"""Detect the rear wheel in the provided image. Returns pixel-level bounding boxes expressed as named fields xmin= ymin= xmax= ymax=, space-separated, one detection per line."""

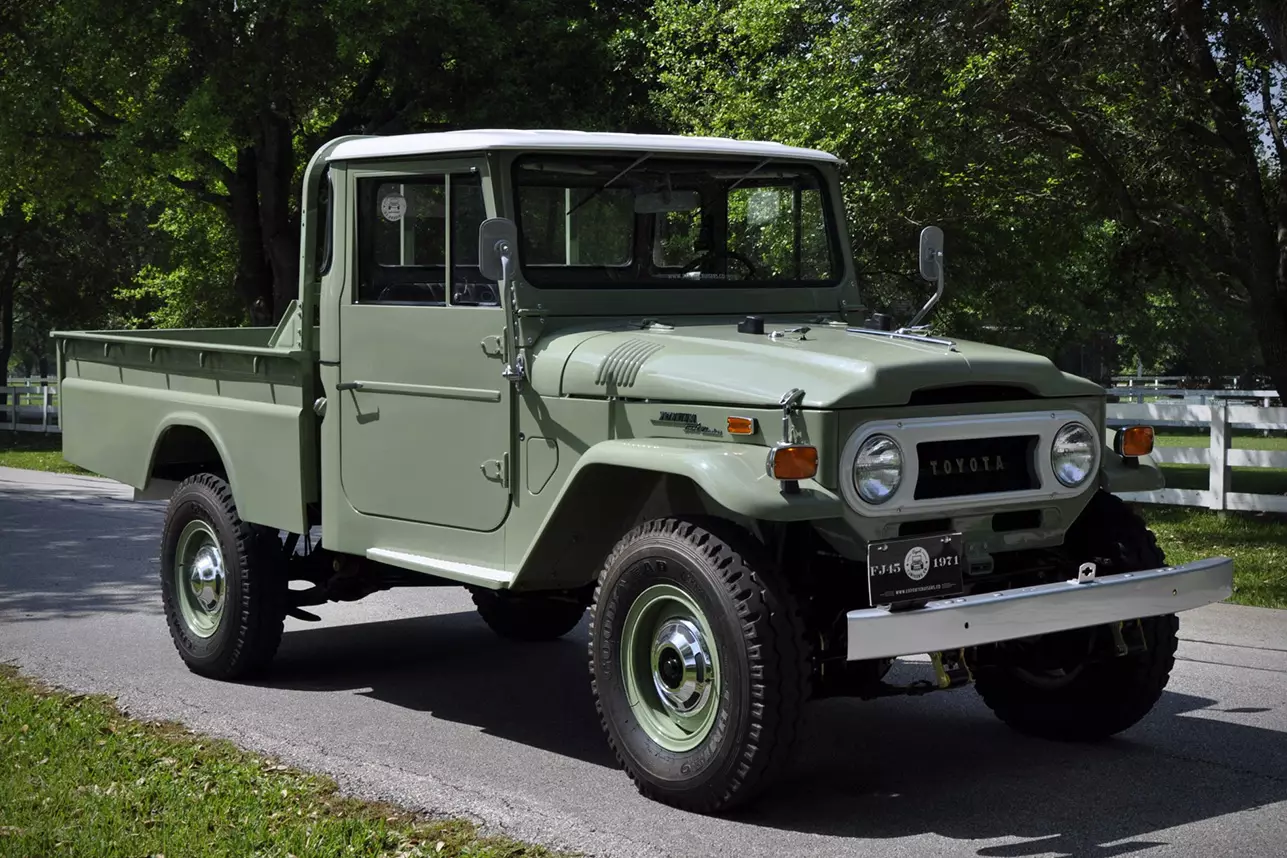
xmin=589 ymin=516 xmax=810 ymax=813
xmin=159 ymin=473 xmax=286 ymax=680
xmin=975 ymin=491 xmax=1178 ymax=740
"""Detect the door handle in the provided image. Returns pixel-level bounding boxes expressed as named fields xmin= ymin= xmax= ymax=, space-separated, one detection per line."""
xmin=335 ymin=381 xmax=362 ymax=391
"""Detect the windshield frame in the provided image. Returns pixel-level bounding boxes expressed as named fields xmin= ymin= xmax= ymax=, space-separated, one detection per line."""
xmin=509 ymin=153 xmax=846 ymax=291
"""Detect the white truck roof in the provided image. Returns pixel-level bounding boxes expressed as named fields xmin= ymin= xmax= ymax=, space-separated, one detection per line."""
xmin=326 ymin=129 xmax=842 ymax=164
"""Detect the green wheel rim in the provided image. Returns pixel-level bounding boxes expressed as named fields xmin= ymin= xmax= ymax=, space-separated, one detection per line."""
xmin=620 ymin=582 xmax=721 ymax=753
xmin=173 ymin=519 xmax=226 ymax=639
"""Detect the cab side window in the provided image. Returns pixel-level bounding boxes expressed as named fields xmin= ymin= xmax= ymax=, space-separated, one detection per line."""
xmin=355 ymin=172 xmax=494 ymax=305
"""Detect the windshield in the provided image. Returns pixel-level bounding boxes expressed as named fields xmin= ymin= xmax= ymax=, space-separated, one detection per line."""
xmin=511 ymin=155 xmax=842 ymax=288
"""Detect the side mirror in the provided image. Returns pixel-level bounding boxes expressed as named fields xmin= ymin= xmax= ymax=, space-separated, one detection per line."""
xmin=905 ymin=225 xmax=946 ymax=330
xmin=478 ymin=217 xmax=518 ymax=282
xmin=918 ymin=225 xmax=944 ymax=281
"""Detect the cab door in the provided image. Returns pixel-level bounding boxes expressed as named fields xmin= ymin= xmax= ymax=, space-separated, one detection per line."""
xmin=337 ymin=161 xmax=512 ymax=532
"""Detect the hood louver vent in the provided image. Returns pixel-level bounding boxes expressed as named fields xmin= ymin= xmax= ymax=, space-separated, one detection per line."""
xmin=596 ymin=339 xmax=664 ymax=388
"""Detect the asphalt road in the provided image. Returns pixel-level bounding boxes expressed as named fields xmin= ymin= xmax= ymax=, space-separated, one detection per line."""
xmin=3 ymin=465 xmax=1287 ymax=858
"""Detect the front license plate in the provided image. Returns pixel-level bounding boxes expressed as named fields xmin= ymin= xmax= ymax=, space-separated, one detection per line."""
xmin=867 ymin=532 xmax=965 ymax=606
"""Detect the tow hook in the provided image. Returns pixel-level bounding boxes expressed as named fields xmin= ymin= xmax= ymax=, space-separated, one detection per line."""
xmin=931 ymin=649 xmax=973 ymax=689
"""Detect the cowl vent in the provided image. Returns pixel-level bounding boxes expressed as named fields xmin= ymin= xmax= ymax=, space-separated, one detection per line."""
xmin=595 ymin=339 xmax=664 ymax=388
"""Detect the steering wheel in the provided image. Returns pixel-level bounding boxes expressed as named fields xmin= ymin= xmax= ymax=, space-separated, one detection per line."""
xmin=681 ymin=250 xmax=758 ymax=279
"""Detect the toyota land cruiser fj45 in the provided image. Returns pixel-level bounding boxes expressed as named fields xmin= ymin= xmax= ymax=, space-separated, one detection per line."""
xmin=54 ymin=130 xmax=1234 ymax=814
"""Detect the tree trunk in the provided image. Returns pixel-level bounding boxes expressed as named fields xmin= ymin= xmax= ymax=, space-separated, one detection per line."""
xmin=227 ymin=147 xmax=275 ymax=327
xmin=256 ymin=112 xmax=300 ymax=323
xmin=0 ymin=238 xmax=17 ymax=409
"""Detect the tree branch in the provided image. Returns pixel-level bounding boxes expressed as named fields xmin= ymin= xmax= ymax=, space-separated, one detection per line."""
xmin=166 ymin=176 xmax=231 ymax=208
xmin=1260 ymin=0 xmax=1287 ymax=65
xmin=1262 ymin=71 xmax=1287 ymax=163
xmin=60 ymin=83 xmax=123 ymax=128
xmin=190 ymin=150 xmax=236 ymax=187
xmin=318 ymin=55 xmax=388 ymax=143
xmin=27 ymin=129 xmax=113 ymax=143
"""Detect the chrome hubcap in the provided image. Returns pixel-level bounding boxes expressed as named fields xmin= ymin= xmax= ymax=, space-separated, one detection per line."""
xmin=620 ymin=582 xmax=722 ymax=752
xmin=174 ymin=520 xmax=226 ymax=639
xmin=651 ymin=618 xmax=714 ymax=716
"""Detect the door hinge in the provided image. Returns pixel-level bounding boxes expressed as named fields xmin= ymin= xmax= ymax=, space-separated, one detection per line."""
xmin=480 ymin=452 xmax=510 ymax=488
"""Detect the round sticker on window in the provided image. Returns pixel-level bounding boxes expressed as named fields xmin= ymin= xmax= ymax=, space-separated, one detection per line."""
xmin=380 ymin=193 xmax=408 ymax=222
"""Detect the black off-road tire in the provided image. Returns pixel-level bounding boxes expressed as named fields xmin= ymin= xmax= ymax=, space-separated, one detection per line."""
xmin=588 ymin=516 xmax=811 ymax=814
xmin=974 ymin=491 xmax=1179 ymax=741
xmin=159 ymin=473 xmax=287 ymax=681
xmin=471 ymin=588 xmax=589 ymax=641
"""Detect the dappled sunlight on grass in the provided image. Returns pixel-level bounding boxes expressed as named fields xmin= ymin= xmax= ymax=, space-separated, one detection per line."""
xmin=1140 ymin=505 xmax=1287 ymax=609
xmin=0 ymin=434 xmax=90 ymax=475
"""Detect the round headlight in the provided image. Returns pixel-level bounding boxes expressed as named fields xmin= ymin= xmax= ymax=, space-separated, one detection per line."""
xmin=1052 ymin=423 xmax=1095 ymax=487
xmin=854 ymin=435 xmax=903 ymax=504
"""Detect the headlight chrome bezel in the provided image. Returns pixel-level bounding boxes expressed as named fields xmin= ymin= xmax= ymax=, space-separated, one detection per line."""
xmin=1051 ymin=421 xmax=1097 ymax=488
xmin=853 ymin=434 xmax=904 ymax=505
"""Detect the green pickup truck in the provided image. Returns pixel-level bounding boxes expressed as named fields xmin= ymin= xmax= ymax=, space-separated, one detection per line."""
xmin=55 ymin=130 xmax=1233 ymax=814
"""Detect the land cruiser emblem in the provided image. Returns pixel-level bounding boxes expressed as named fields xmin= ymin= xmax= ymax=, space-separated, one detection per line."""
xmin=903 ymin=547 xmax=930 ymax=581
xmin=928 ymin=456 xmax=1005 ymax=476
xmin=653 ymin=411 xmax=722 ymax=436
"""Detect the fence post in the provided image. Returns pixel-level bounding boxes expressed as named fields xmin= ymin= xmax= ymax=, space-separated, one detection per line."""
xmin=1209 ymin=400 xmax=1230 ymax=512
xmin=41 ymin=385 xmax=50 ymax=433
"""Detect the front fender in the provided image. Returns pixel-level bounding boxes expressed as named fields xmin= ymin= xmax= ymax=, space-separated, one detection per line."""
xmin=571 ymin=438 xmax=843 ymax=521
xmin=1099 ymin=428 xmax=1165 ymax=494
xmin=511 ymin=438 xmax=843 ymax=590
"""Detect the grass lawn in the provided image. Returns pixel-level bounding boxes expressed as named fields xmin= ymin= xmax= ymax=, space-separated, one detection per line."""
xmin=0 ymin=665 xmax=566 ymax=858
xmin=0 ymin=433 xmax=90 ymax=475
xmin=1154 ymin=432 xmax=1287 ymax=451
xmin=1138 ymin=505 xmax=1287 ymax=609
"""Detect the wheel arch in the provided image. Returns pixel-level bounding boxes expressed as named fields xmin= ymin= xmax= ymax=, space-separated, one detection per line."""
xmin=138 ymin=413 xmax=238 ymax=503
xmin=510 ymin=438 xmax=843 ymax=591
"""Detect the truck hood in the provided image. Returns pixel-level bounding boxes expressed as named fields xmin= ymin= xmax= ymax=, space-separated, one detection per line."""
xmin=547 ymin=320 xmax=1102 ymax=408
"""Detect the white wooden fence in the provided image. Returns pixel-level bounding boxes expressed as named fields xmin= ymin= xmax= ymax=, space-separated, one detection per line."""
xmin=1107 ymin=400 xmax=1287 ymax=514
xmin=1 ymin=382 xmax=60 ymax=434
xmin=7 ymin=379 xmax=1286 ymax=513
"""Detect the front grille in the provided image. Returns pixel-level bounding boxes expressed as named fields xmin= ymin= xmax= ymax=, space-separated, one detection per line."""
xmin=914 ymin=435 xmax=1038 ymax=500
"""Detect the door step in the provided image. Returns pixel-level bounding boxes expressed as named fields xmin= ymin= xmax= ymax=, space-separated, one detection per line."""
xmin=366 ymin=547 xmax=513 ymax=590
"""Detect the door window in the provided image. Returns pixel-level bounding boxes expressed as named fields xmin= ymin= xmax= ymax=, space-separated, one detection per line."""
xmin=355 ymin=172 xmax=494 ymax=305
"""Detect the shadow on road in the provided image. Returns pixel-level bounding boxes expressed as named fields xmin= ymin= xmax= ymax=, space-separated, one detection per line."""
xmin=0 ymin=491 xmax=163 ymax=621
xmin=265 ymin=612 xmax=616 ymax=768
xmin=264 ymin=612 xmax=1287 ymax=853
xmin=734 ymin=685 xmax=1287 ymax=854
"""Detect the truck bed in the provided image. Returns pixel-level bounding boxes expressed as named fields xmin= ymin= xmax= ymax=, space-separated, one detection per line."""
xmin=54 ymin=326 xmax=319 ymax=533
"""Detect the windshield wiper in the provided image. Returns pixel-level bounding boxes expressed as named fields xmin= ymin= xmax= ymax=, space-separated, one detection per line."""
xmin=564 ymin=152 xmax=653 ymax=218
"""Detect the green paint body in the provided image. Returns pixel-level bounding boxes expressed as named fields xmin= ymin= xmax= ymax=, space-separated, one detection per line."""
xmin=53 ymin=135 xmax=1166 ymax=592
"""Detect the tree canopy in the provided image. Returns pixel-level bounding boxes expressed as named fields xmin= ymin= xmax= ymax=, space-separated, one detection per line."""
xmin=650 ymin=0 xmax=1285 ymax=388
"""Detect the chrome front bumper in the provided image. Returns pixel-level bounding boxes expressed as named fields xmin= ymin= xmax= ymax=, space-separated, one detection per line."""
xmin=846 ymin=556 xmax=1233 ymax=661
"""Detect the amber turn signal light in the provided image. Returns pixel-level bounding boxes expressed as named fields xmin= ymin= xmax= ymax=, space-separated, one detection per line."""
xmin=727 ymin=416 xmax=756 ymax=435
xmin=766 ymin=444 xmax=818 ymax=481
xmin=1115 ymin=425 xmax=1154 ymax=457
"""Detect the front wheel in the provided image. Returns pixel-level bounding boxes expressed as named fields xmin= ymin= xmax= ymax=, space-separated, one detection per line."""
xmin=589 ymin=517 xmax=810 ymax=814
xmin=975 ymin=491 xmax=1178 ymax=740
xmin=159 ymin=473 xmax=286 ymax=680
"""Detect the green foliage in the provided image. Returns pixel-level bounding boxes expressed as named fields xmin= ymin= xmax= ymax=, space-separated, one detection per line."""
xmin=114 ymin=203 xmax=244 ymax=330
xmin=647 ymin=0 xmax=1286 ymax=383
xmin=0 ymin=0 xmax=654 ymax=336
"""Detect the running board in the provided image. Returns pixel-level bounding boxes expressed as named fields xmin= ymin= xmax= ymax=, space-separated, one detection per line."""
xmin=365 ymin=548 xmax=514 ymax=590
